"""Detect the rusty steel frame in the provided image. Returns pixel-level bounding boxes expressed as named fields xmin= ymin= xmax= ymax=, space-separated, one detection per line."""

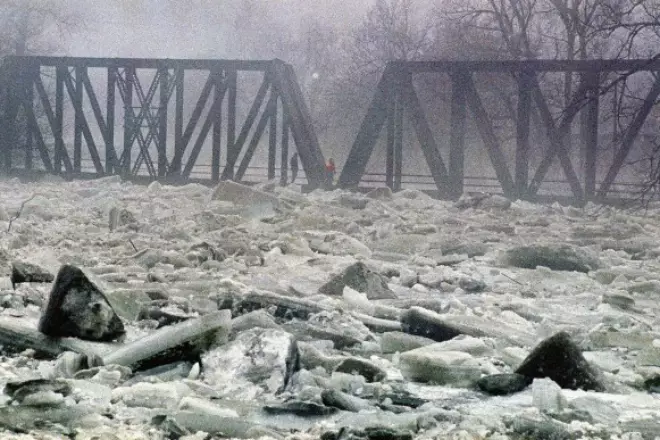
xmin=0 ymin=56 xmax=326 ymax=187
xmin=339 ymin=59 xmax=660 ymax=204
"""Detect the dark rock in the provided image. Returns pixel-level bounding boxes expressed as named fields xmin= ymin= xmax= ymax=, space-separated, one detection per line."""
xmin=4 ymin=379 xmax=72 ymax=404
xmin=11 ymin=261 xmax=54 ymax=289
xmin=319 ymin=262 xmax=396 ymax=300
xmin=477 ymin=373 xmax=532 ymax=396
xmin=334 ymin=357 xmax=387 ymax=382
xmin=322 ymin=427 xmax=413 ymax=440
xmin=263 ymin=400 xmax=337 ymax=417
xmin=643 ymin=375 xmax=660 ymax=393
xmin=38 ymin=264 xmax=125 ymax=342
xmin=515 ymin=332 xmax=605 ymax=391
xmin=504 ymin=244 xmax=599 ymax=273
xmin=400 ymin=307 xmax=462 ymax=343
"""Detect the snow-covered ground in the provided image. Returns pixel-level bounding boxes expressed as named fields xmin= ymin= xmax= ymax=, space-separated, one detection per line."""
xmin=0 ymin=175 xmax=660 ymax=440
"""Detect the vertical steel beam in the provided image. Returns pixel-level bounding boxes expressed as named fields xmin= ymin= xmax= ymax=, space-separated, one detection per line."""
xmin=527 ymin=78 xmax=589 ymax=199
xmin=225 ymin=70 xmax=237 ymax=180
xmin=24 ymin=65 xmax=35 ymax=171
xmin=22 ymin=65 xmax=53 ymax=173
xmin=158 ymin=67 xmax=169 ymax=178
xmin=62 ymin=71 xmax=103 ymax=174
xmin=171 ymin=72 xmax=215 ymax=174
xmin=385 ymin=88 xmax=395 ymax=190
xmin=598 ymin=72 xmax=660 ymax=198
xmin=268 ymin=88 xmax=278 ymax=180
xmin=211 ymin=71 xmax=223 ymax=182
xmin=222 ymin=73 xmax=270 ymax=180
xmin=393 ymin=81 xmax=404 ymax=192
xmin=182 ymin=74 xmax=227 ymax=178
xmin=584 ymin=71 xmax=600 ymax=201
xmin=399 ymin=72 xmax=450 ymax=196
xmin=1 ymin=60 xmax=18 ymax=173
xmin=106 ymin=68 xmax=116 ymax=174
xmin=73 ymin=66 xmax=84 ymax=173
xmin=55 ymin=66 xmax=65 ymax=174
xmin=449 ymin=70 xmax=467 ymax=199
xmin=463 ymin=74 xmax=516 ymax=197
xmin=122 ymin=66 xmax=135 ymax=177
xmin=269 ymin=62 xmax=326 ymax=187
xmin=173 ymin=68 xmax=184 ymax=177
xmin=339 ymin=66 xmax=392 ymax=186
xmin=35 ymin=70 xmax=67 ymax=173
xmin=235 ymin=100 xmax=272 ymax=180
xmin=280 ymin=112 xmax=289 ymax=186
xmin=515 ymin=70 xmax=532 ymax=199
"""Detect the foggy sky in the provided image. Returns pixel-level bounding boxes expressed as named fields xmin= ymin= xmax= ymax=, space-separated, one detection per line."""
xmin=64 ymin=0 xmax=371 ymax=59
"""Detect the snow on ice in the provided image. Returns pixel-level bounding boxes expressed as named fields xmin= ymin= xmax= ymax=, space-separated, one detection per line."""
xmin=0 ymin=175 xmax=659 ymax=439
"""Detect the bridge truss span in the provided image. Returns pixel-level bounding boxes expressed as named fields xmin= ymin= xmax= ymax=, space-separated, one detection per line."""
xmin=339 ymin=58 xmax=660 ymax=204
xmin=0 ymin=56 xmax=326 ymax=187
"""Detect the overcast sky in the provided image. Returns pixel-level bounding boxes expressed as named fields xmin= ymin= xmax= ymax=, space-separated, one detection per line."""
xmin=64 ymin=0 xmax=370 ymax=59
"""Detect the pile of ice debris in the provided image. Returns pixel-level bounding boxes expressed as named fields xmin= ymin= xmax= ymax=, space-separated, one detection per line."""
xmin=0 ymin=175 xmax=658 ymax=440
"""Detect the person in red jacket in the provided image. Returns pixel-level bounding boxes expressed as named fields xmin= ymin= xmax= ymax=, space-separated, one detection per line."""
xmin=325 ymin=158 xmax=336 ymax=189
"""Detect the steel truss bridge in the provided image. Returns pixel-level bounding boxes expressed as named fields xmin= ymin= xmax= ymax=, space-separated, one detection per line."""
xmin=1 ymin=56 xmax=660 ymax=204
xmin=340 ymin=58 xmax=660 ymax=205
xmin=0 ymin=56 xmax=326 ymax=187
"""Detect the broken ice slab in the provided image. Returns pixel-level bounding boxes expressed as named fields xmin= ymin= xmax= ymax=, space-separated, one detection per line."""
xmin=235 ymin=289 xmax=333 ymax=320
xmin=102 ymin=309 xmax=231 ymax=371
xmin=402 ymin=306 xmax=536 ymax=347
xmin=588 ymin=328 xmax=660 ymax=350
xmin=0 ymin=403 xmax=97 ymax=433
xmin=0 ymin=316 xmax=117 ymax=359
xmin=167 ymin=410 xmax=281 ymax=439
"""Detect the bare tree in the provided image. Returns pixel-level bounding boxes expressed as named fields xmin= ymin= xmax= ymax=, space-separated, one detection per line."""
xmin=347 ymin=0 xmax=435 ymax=76
xmin=435 ymin=0 xmax=660 ymax=191
xmin=0 ymin=0 xmax=81 ymax=57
